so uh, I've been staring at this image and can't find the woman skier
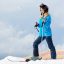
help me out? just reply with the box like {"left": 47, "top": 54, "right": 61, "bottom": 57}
{"left": 30, "top": 3, "right": 56, "bottom": 60}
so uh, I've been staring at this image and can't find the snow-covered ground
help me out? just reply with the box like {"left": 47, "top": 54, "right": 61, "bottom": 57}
{"left": 0, "top": 56, "right": 64, "bottom": 64}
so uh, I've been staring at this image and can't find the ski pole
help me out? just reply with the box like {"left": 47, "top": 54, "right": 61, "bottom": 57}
{"left": 34, "top": 25, "right": 39, "bottom": 32}
{"left": 35, "top": 27, "right": 39, "bottom": 32}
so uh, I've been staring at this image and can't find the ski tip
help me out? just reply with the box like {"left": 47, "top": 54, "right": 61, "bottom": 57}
{"left": 26, "top": 59, "right": 31, "bottom": 62}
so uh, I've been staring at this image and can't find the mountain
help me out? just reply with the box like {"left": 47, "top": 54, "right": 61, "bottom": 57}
{"left": 0, "top": 56, "right": 64, "bottom": 64}
{"left": 0, "top": 50, "right": 64, "bottom": 64}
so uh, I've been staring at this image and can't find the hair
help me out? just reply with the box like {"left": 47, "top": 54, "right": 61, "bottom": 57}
{"left": 40, "top": 3, "right": 49, "bottom": 13}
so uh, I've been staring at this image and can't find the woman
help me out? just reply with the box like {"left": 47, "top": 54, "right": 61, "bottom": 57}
{"left": 31, "top": 3, "right": 56, "bottom": 60}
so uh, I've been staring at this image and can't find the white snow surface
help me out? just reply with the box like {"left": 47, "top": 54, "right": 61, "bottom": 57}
{"left": 0, "top": 56, "right": 64, "bottom": 64}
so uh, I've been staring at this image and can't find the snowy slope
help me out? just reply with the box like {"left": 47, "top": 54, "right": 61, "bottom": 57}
{"left": 0, "top": 56, "right": 64, "bottom": 64}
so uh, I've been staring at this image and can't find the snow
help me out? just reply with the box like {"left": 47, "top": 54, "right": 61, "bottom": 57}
{"left": 0, "top": 56, "right": 64, "bottom": 64}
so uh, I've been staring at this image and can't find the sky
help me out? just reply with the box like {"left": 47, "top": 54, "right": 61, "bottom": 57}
{"left": 0, "top": 0, "right": 64, "bottom": 59}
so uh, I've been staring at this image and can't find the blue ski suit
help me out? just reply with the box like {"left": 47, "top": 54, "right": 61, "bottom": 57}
{"left": 37, "top": 14, "right": 52, "bottom": 37}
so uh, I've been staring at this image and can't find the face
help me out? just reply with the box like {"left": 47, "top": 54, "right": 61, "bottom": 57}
{"left": 40, "top": 8, "right": 44, "bottom": 15}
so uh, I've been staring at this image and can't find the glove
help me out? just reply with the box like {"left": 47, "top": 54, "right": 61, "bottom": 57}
{"left": 34, "top": 22, "right": 39, "bottom": 27}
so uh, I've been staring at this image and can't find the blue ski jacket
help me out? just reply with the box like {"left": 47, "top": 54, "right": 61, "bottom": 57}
{"left": 37, "top": 14, "right": 52, "bottom": 37}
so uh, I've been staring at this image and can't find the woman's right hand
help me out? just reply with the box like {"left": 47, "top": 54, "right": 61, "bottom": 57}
{"left": 34, "top": 22, "right": 39, "bottom": 27}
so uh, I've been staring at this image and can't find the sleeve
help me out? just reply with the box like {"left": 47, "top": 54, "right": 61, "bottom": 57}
{"left": 37, "top": 18, "right": 43, "bottom": 28}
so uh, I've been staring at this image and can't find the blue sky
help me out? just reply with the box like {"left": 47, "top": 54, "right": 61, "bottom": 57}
{"left": 0, "top": 0, "right": 64, "bottom": 59}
